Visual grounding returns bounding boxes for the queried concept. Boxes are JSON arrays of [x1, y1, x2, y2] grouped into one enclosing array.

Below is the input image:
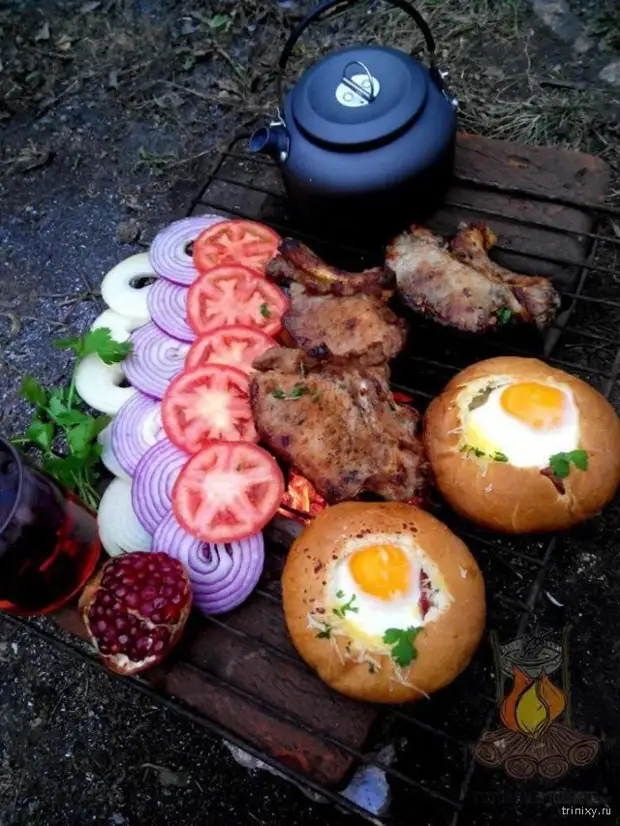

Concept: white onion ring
[[151, 511, 265, 615], [148, 215, 225, 286], [132, 439, 188, 534], [97, 424, 131, 481], [147, 279, 195, 342], [121, 323, 189, 399], [111, 393, 166, 476], [90, 309, 145, 342], [101, 253, 157, 323], [75, 353, 137, 415], [97, 478, 151, 557]]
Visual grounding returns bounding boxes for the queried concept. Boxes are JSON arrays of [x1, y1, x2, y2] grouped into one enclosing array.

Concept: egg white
[[325, 534, 449, 648], [461, 381, 580, 469]]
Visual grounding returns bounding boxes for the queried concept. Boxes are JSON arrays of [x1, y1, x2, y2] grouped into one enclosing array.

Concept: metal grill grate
[[3, 132, 620, 826]]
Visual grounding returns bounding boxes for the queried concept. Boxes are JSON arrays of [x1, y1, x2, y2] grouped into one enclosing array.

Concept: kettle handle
[[277, 0, 441, 102]]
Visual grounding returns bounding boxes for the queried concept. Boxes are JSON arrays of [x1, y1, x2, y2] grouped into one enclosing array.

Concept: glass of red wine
[[0, 436, 102, 616]]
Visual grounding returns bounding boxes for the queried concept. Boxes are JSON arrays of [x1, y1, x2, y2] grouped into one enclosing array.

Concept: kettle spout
[[248, 125, 289, 162]]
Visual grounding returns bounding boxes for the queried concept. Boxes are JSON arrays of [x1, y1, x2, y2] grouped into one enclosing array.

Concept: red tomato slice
[[172, 441, 285, 542], [185, 324, 277, 375], [193, 219, 280, 273], [187, 265, 287, 337], [162, 365, 257, 454]]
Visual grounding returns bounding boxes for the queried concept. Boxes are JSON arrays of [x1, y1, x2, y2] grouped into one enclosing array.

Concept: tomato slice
[[172, 441, 285, 542], [162, 365, 257, 454], [187, 265, 287, 337], [185, 324, 277, 375], [193, 219, 280, 273]]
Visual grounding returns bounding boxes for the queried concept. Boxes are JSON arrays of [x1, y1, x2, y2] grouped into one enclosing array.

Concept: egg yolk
[[349, 545, 410, 601], [500, 382, 566, 429]]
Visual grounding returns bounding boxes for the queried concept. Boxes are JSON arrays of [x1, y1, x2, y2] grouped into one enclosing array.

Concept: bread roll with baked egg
[[282, 502, 485, 704], [424, 356, 620, 533]]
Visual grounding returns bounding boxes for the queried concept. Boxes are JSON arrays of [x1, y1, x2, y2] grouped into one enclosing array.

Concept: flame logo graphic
[[500, 666, 566, 739]]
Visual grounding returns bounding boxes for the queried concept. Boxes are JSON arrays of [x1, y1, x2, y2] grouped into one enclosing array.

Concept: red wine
[[0, 442, 101, 615]]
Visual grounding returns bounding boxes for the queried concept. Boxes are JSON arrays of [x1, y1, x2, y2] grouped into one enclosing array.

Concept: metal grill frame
[[3, 131, 620, 826]]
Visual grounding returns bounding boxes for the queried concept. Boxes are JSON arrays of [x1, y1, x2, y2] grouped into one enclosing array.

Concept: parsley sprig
[[548, 450, 588, 479], [383, 626, 423, 668], [12, 328, 131, 509]]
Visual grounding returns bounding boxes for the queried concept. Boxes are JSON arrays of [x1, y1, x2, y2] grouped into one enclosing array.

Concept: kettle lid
[[290, 45, 429, 148]]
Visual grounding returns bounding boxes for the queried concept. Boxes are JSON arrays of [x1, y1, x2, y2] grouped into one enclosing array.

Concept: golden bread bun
[[424, 356, 620, 533], [282, 501, 485, 704]]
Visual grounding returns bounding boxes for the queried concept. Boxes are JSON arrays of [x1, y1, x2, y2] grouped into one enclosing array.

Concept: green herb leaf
[[336, 590, 345, 599], [383, 626, 424, 668], [316, 623, 332, 639], [496, 308, 513, 325], [259, 303, 271, 318], [492, 451, 509, 463], [21, 376, 48, 408], [271, 384, 309, 401], [289, 384, 309, 399], [25, 419, 54, 452], [460, 444, 486, 458], [549, 450, 589, 479], [367, 662, 377, 674], [53, 328, 131, 364], [66, 416, 110, 459], [333, 594, 359, 619]]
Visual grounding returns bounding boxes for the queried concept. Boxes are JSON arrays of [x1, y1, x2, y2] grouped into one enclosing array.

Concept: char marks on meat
[[386, 224, 561, 333], [267, 238, 407, 366], [250, 347, 428, 504]]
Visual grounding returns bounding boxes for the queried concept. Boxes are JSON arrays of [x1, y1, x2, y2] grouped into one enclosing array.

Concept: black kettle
[[249, 0, 458, 243]]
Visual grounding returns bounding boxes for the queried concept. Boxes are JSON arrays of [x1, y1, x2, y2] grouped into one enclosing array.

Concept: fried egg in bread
[[282, 502, 486, 704], [460, 378, 579, 468], [424, 356, 620, 533]]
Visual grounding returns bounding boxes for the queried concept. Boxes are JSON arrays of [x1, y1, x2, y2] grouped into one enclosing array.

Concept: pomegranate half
[[79, 551, 191, 675]]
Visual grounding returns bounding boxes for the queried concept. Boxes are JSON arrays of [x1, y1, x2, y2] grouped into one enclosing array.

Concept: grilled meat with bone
[[386, 224, 561, 333], [250, 347, 428, 504], [267, 239, 406, 365]]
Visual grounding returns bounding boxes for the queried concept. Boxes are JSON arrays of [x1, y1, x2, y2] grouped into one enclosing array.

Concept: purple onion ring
[[110, 393, 166, 476], [132, 439, 188, 534], [122, 323, 189, 399], [147, 279, 195, 343], [149, 215, 225, 286], [151, 511, 265, 615]]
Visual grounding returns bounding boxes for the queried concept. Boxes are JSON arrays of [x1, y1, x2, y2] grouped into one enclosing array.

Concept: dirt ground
[[1, 1, 620, 825]]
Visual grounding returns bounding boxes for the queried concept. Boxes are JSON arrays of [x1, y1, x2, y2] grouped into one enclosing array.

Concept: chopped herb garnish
[[333, 594, 359, 619], [367, 662, 377, 674], [271, 384, 309, 400], [289, 384, 309, 399], [460, 444, 486, 458], [496, 308, 513, 325], [299, 361, 307, 378], [312, 393, 321, 403], [492, 451, 509, 463], [383, 626, 424, 668], [549, 450, 589, 479], [336, 590, 345, 599], [259, 302, 271, 318], [316, 622, 332, 639]]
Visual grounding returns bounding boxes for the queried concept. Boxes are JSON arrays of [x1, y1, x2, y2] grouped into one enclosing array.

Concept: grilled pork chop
[[267, 239, 406, 365], [386, 224, 560, 333], [250, 347, 428, 503]]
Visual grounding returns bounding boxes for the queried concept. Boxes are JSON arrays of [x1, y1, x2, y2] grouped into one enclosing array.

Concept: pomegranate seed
[[141, 601, 155, 618], [118, 634, 129, 645], [151, 612, 163, 623], [125, 591, 139, 609], [115, 586, 127, 599]]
